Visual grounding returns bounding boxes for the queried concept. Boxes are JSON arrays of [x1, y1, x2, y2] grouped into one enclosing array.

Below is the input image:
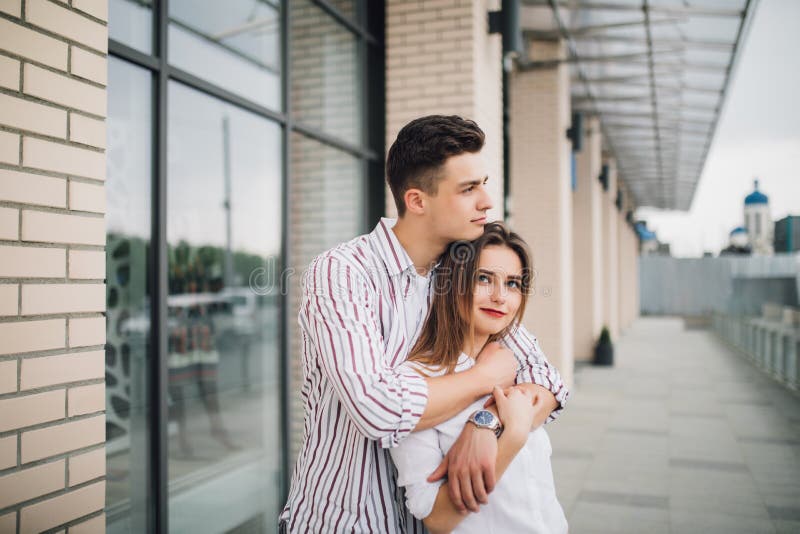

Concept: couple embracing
[[280, 115, 570, 534]]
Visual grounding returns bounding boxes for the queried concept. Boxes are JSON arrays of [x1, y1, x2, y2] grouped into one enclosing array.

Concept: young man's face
[[424, 151, 493, 243]]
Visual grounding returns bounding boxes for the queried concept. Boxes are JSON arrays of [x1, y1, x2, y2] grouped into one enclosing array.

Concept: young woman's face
[[471, 245, 524, 337]]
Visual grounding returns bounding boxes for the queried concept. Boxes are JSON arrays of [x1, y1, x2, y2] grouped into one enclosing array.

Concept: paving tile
[[670, 510, 776, 534], [568, 501, 670, 534], [579, 490, 668, 509], [669, 458, 750, 473], [549, 318, 800, 533], [775, 520, 800, 533], [768, 506, 800, 521]]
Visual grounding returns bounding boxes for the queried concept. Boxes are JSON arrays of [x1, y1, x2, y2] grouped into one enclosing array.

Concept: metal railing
[[712, 304, 800, 390]]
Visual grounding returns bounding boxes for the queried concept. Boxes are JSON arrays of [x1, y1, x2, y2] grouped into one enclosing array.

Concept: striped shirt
[[280, 218, 569, 533]]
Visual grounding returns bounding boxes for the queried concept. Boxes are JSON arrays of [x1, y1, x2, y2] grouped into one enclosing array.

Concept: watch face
[[474, 410, 494, 426]]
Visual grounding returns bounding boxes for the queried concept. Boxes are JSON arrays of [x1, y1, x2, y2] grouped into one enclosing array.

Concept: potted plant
[[594, 326, 613, 366]]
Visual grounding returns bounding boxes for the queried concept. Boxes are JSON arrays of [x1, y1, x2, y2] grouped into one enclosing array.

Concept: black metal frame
[[109, 1, 386, 531]]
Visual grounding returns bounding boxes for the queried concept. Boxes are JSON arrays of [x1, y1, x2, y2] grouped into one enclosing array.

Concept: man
[[280, 115, 568, 532]]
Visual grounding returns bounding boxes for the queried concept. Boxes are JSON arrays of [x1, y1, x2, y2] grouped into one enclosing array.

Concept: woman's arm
[[423, 429, 527, 534], [422, 387, 536, 534]]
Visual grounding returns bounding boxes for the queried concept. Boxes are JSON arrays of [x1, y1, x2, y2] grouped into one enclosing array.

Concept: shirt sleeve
[[301, 254, 429, 448], [389, 427, 445, 520], [502, 324, 569, 423]]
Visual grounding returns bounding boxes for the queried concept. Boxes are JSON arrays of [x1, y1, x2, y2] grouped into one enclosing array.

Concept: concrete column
[[626, 206, 640, 328], [616, 186, 628, 333], [602, 160, 620, 341], [571, 116, 604, 362], [385, 0, 504, 221], [621, 191, 640, 329], [508, 40, 574, 387]]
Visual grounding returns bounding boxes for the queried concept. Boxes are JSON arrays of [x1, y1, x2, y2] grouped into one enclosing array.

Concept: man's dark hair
[[386, 115, 485, 217]]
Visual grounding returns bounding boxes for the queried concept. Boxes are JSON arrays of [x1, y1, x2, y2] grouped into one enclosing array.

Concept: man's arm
[[429, 331, 568, 514], [304, 255, 515, 447], [415, 343, 518, 431], [422, 387, 535, 534], [503, 324, 569, 422], [423, 430, 524, 534]]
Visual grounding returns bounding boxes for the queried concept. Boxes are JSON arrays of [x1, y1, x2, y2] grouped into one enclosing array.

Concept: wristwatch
[[467, 409, 503, 438]]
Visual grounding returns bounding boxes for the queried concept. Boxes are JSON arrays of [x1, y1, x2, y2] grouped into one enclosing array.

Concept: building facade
[[0, 1, 641, 532]]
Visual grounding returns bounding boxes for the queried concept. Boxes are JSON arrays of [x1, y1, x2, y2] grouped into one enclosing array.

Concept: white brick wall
[[602, 159, 620, 340], [508, 40, 574, 387], [287, 2, 365, 461], [0, 1, 107, 530], [385, 0, 504, 219], [572, 116, 605, 361]]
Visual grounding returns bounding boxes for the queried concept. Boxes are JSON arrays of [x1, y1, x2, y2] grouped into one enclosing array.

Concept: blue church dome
[[744, 179, 768, 205], [634, 222, 657, 241], [730, 226, 746, 235]]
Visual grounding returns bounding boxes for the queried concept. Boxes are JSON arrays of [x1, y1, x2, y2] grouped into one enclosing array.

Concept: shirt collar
[[370, 218, 416, 277]]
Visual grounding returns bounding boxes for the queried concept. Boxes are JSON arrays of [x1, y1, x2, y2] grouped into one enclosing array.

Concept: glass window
[[168, 0, 281, 110], [105, 57, 153, 533], [327, 0, 360, 25], [109, 0, 153, 55], [166, 80, 283, 533], [286, 132, 363, 461], [290, 0, 362, 145]]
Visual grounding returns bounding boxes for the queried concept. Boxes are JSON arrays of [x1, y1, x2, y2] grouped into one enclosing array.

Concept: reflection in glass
[[167, 80, 282, 533], [326, 0, 359, 24], [105, 57, 153, 534], [169, 0, 281, 110], [109, 0, 153, 54], [290, 0, 362, 144], [286, 132, 363, 450]]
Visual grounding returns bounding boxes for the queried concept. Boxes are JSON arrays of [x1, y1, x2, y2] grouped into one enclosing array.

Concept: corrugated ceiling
[[519, 0, 759, 210]]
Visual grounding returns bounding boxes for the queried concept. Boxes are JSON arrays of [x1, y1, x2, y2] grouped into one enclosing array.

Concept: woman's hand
[[484, 383, 556, 430], [492, 385, 535, 445]]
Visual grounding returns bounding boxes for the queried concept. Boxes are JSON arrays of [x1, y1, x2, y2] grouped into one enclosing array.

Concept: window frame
[[107, 1, 385, 531]]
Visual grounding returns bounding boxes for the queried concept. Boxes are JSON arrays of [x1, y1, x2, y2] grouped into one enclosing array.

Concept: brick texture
[[0, 4, 108, 528], [19, 480, 105, 533], [0, 168, 67, 208], [0, 389, 65, 432], [67, 446, 105, 486], [385, 0, 503, 221], [509, 40, 574, 387], [0, 54, 20, 90]]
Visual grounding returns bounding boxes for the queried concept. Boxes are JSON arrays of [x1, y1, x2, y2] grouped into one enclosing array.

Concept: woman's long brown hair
[[406, 222, 533, 375]]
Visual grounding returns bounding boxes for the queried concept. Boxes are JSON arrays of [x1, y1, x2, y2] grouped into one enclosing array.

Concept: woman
[[391, 222, 568, 534]]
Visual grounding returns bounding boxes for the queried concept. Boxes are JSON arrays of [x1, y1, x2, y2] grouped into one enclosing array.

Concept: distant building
[[774, 215, 800, 253], [635, 221, 659, 255], [744, 179, 773, 255], [720, 226, 751, 256]]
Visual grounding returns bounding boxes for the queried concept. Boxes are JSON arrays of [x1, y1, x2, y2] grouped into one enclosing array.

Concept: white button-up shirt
[[280, 218, 569, 533], [391, 354, 569, 534]]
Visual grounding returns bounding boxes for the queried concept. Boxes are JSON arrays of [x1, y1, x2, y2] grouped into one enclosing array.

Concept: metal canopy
[[519, 0, 758, 210]]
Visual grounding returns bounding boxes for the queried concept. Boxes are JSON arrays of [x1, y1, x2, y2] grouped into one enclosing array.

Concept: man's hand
[[473, 342, 518, 391], [426, 422, 497, 514], [484, 383, 557, 430]]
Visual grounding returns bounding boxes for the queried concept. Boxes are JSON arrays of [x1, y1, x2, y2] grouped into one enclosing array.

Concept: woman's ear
[[403, 188, 425, 215]]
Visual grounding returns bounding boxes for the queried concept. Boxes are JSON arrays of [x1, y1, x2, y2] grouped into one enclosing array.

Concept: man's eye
[[464, 186, 475, 193]]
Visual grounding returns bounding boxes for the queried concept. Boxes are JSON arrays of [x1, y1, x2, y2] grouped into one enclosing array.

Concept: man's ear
[[403, 188, 426, 215]]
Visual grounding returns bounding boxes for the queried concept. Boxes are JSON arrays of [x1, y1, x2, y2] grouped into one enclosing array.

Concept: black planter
[[594, 341, 614, 366]]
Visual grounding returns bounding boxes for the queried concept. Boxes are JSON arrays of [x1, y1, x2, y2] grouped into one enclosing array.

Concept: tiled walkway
[[547, 317, 800, 534]]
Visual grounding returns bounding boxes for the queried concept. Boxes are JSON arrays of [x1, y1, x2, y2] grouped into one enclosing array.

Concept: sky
[[635, 0, 800, 257]]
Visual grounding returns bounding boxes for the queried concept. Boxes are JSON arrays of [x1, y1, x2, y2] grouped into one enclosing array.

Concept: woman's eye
[[507, 280, 520, 289], [477, 274, 490, 283]]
